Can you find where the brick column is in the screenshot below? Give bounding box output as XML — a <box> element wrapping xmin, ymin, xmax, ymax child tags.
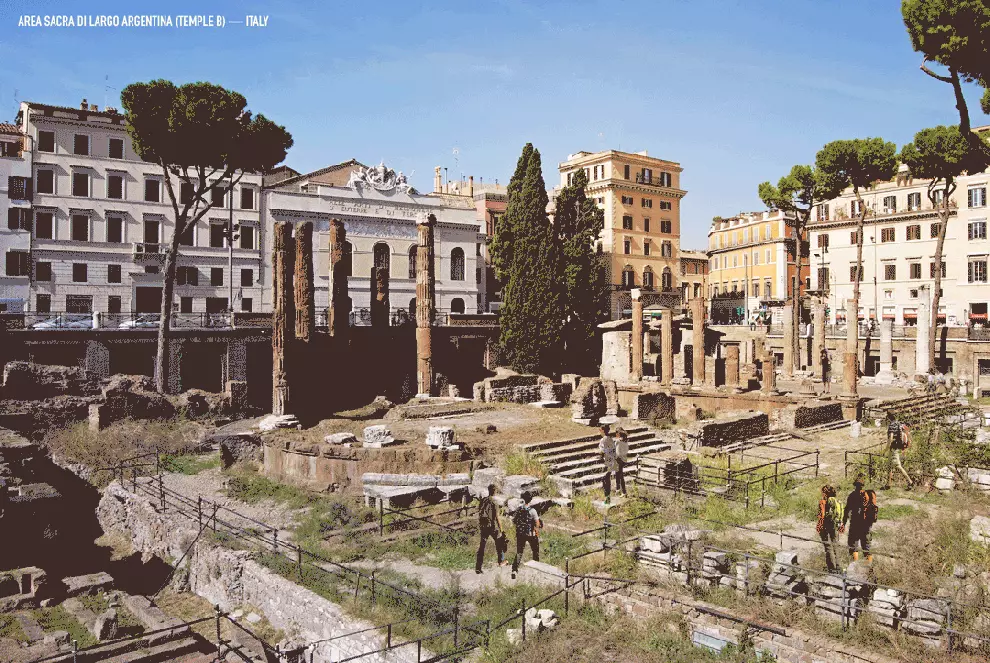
<box><xmin>782</xmin><ymin>304</ymin><xmax>794</xmax><ymax>379</ymax></box>
<box><xmin>371</xmin><ymin>267</ymin><xmax>390</xmax><ymax>328</ymax></box>
<box><xmin>416</xmin><ymin>214</ymin><xmax>437</xmax><ymax>397</ymax></box>
<box><xmin>272</xmin><ymin>222</ymin><xmax>295</xmax><ymax>416</ymax></box>
<box><xmin>691</xmin><ymin>298</ymin><xmax>706</xmax><ymax>386</ymax></box>
<box><xmin>328</xmin><ymin>219</ymin><xmax>349</xmax><ymax>339</ymax></box>
<box><xmin>725</xmin><ymin>344</ymin><xmax>740</xmax><ymax>390</ymax></box>
<box><xmin>294</xmin><ymin>221</ymin><xmax>315</xmax><ymax>343</ymax></box>
<box><xmin>812</xmin><ymin>300</ymin><xmax>825</xmax><ymax>377</ymax></box>
<box><xmin>660</xmin><ymin>308</ymin><xmax>674</xmax><ymax>386</ymax></box>
<box><xmin>631</xmin><ymin>289</ymin><xmax>644</xmax><ymax>381</ymax></box>
<box><xmin>761</xmin><ymin>343</ymin><xmax>777</xmax><ymax>395</ymax></box>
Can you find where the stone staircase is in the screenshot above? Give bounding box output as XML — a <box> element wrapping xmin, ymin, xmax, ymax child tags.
<box><xmin>866</xmin><ymin>393</ymin><xmax>978</xmax><ymax>427</ymax></box>
<box><xmin>518</xmin><ymin>425</ymin><xmax>674</xmax><ymax>497</ymax></box>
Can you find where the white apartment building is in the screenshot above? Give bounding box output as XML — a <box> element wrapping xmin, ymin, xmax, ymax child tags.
<box><xmin>15</xmin><ymin>99</ymin><xmax>264</xmax><ymax>320</ymax></box>
<box><xmin>808</xmin><ymin>138</ymin><xmax>990</xmax><ymax>327</ymax></box>
<box><xmin>0</xmin><ymin>122</ymin><xmax>33</xmax><ymax>312</ymax></box>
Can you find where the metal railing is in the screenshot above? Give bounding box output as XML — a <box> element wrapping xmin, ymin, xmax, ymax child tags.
<box><xmin>2</xmin><ymin>311</ymin><xmax>258</xmax><ymax>331</ymax></box>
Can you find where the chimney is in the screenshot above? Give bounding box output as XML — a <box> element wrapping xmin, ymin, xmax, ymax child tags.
<box><xmin>81</xmin><ymin>98</ymin><xmax>88</xmax><ymax>110</ymax></box>
<box><xmin>434</xmin><ymin>166</ymin><xmax>442</xmax><ymax>194</ymax></box>
<box><xmin>468</xmin><ymin>176</ymin><xmax>474</xmax><ymax>197</ymax></box>
<box><xmin>91</xmin><ymin>104</ymin><xmax>98</xmax><ymax>112</ymax></box>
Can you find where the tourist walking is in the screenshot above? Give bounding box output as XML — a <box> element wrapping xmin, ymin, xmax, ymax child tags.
<box><xmin>475</xmin><ymin>484</ymin><xmax>505</xmax><ymax>574</ymax></box>
<box><xmin>820</xmin><ymin>348</ymin><xmax>831</xmax><ymax>394</ymax></box>
<box><xmin>511</xmin><ymin>491</ymin><xmax>542</xmax><ymax>579</ymax></box>
<box><xmin>614</xmin><ymin>427</ymin><xmax>629</xmax><ymax>497</ymax></box>
<box><xmin>884</xmin><ymin>412</ymin><xmax>912</xmax><ymax>489</ymax></box>
<box><xmin>840</xmin><ymin>475</ymin><xmax>878</xmax><ymax>563</ymax></box>
<box><xmin>816</xmin><ymin>484</ymin><xmax>842</xmax><ymax>572</ymax></box>
<box><xmin>598</xmin><ymin>424</ymin><xmax>618</xmax><ymax>505</ymax></box>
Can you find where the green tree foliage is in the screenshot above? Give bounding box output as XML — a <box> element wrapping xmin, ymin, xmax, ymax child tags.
<box><xmin>758</xmin><ymin>165</ymin><xmax>829</xmax><ymax>374</ymax></box>
<box><xmin>902</xmin><ymin>1</ymin><xmax>990</xmax><ymax>157</ymax></box>
<box><xmin>553</xmin><ymin>168</ymin><xmax>609</xmax><ymax>374</ymax></box>
<box><xmin>121</xmin><ymin>80</ymin><xmax>293</xmax><ymax>393</ymax></box>
<box><xmin>490</xmin><ymin>144</ymin><xmax>533</xmax><ymax>283</ymax></box>
<box><xmin>496</xmin><ymin>147</ymin><xmax>563</xmax><ymax>375</ymax></box>
<box><xmin>815</xmin><ymin>138</ymin><xmax>897</xmax><ymax>391</ymax></box>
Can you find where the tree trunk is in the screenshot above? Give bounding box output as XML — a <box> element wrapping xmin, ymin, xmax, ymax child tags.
<box><xmin>851</xmin><ymin>192</ymin><xmax>867</xmax><ymax>386</ymax></box>
<box><xmin>950</xmin><ymin>69</ymin><xmax>971</xmax><ymax>135</ymax></box>
<box><xmin>154</xmin><ymin>221</ymin><xmax>184</xmax><ymax>394</ymax></box>
<box><xmin>929</xmin><ymin>186</ymin><xmax>951</xmax><ymax>372</ymax></box>
<box><xmin>792</xmin><ymin>217</ymin><xmax>804</xmax><ymax>372</ymax></box>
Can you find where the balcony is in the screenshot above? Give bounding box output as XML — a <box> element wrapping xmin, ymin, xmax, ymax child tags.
<box><xmin>133</xmin><ymin>243</ymin><xmax>167</xmax><ymax>262</ymax></box>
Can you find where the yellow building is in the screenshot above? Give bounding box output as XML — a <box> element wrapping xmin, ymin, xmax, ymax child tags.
<box><xmin>707</xmin><ymin>210</ymin><xmax>807</xmax><ymax>322</ymax></box>
<box><xmin>558</xmin><ymin>150</ymin><xmax>687</xmax><ymax>318</ymax></box>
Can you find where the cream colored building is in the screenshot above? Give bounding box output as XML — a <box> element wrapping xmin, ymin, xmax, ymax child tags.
<box><xmin>558</xmin><ymin>150</ymin><xmax>687</xmax><ymax>318</ymax></box>
<box><xmin>679</xmin><ymin>250</ymin><xmax>708</xmax><ymax>302</ymax></box>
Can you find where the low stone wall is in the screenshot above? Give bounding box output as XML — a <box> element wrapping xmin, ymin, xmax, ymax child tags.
<box><xmin>616</xmin><ymin>387</ymin><xmax>799</xmax><ymax>424</ymax></box>
<box><xmin>263</xmin><ymin>441</ymin><xmax>473</xmax><ymax>493</ymax></box>
<box><xmin>631</xmin><ymin>392</ymin><xmax>675</xmax><ymax>422</ymax></box>
<box><xmin>97</xmin><ymin>483</ymin><xmax>420</xmax><ymax>663</ymax></box>
<box><xmin>778</xmin><ymin>401</ymin><xmax>844</xmax><ymax>429</ymax></box>
<box><xmin>473</xmin><ymin>373</ymin><xmax>573</xmax><ymax>405</ymax></box>
<box><xmin>683</xmin><ymin>411</ymin><xmax>769</xmax><ymax>448</ymax></box>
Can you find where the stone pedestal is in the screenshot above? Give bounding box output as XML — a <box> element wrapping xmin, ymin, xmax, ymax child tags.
<box><xmin>660</xmin><ymin>309</ymin><xmax>674</xmax><ymax>386</ymax></box>
<box><xmin>875</xmin><ymin>318</ymin><xmax>895</xmax><ymax>384</ymax></box>
<box><xmin>294</xmin><ymin>221</ymin><xmax>315</xmax><ymax>343</ymax></box>
<box><xmin>725</xmin><ymin>344</ymin><xmax>741</xmax><ymax>392</ymax></box>
<box><xmin>272</xmin><ymin>222</ymin><xmax>295</xmax><ymax>416</ymax></box>
<box><xmin>416</xmin><ymin>214</ymin><xmax>437</xmax><ymax>396</ymax></box>
<box><xmin>782</xmin><ymin>304</ymin><xmax>794</xmax><ymax>378</ymax></box>
<box><xmin>761</xmin><ymin>344</ymin><xmax>777</xmax><ymax>395</ymax></box>
<box><xmin>691</xmin><ymin>298</ymin><xmax>706</xmax><ymax>387</ymax></box>
<box><xmin>328</xmin><ymin>219</ymin><xmax>349</xmax><ymax>339</ymax></box>
<box><xmin>812</xmin><ymin>302</ymin><xmax>825</xmax><ymax>377</ymax></box>
<box><xmin>916</xmin><ymin>296</ymin><xmax>930</xmax><ymax>377</ymax></box>
<box><xmin>631</xmin><ymin>289</ymin><xmax>644</xmax><ymax>381</ymax></box>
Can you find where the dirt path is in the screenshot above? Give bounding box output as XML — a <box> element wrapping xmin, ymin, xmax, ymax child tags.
<box><xmin>343</xmin><ymin>557</ymin><xmax>567</xmax><ymax>596</ymax></box>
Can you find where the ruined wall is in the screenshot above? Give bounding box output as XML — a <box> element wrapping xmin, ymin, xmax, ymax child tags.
<box><xmin>617</xmin><ymin>386</ymin><xmax>802</xmax><ymax>423</ymax></box>
<box><xmin>778</xmin><ymin>401</ymin><xmax>844</xmax><ymax>429</ymax></box>
<box><xmin>683</xmin><ymin>411</ymin><xmax>769</xmax><ymax>447</ymax></box>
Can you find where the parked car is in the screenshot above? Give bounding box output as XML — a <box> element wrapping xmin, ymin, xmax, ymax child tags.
<box><xmin>118</xmin><ymin>314</ymin><xmax>161</xmax><ymax>329</ymax></box>
<box><xmin>31</xmin><ymin>315</ymin><xmax>94</xmax><ymax>330</ymax></box>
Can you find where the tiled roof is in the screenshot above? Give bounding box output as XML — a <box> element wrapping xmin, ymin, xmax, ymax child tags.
<box><xmin>0</xmin><ymin>123</ymin><xmax>22</xmax><ymax>135</ymax></box>
<box><xmin>276</xmin><ymin>159</ymin><xmax>365</xmax><ymax>186</ymax></box>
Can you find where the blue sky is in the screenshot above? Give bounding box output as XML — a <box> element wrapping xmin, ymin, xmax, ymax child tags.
<box><xmin>1</xmin><ymin>0</ymin><xmax>987</xmax><ymax>248</ymax></box>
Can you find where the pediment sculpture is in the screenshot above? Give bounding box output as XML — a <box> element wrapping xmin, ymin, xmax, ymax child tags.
<box><xmin>347</xmin><ymin>161</ymin><xmax>412</xmax><ymax>193</ymax></box>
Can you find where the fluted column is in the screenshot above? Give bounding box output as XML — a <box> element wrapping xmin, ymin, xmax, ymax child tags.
<box><xmin>631</xmin><ymin>289</ymin><xmax>644</xmax><ymax>381</ymax></box>
<box><xmin>294</xmin><ymin>222</ymin><xmax>314</xmax><ymax>343</ymax></box>
<box><xmin>691</xmin><ymin>297</ymin><xmax>706</xmax><ymax>386</ymax></box>
<box><xmin>328</xmin><ymin>219</ymin><xmax>349</xmax><ymax>339</ymax></box>
<box><xmin>660</xmin><ymin>308</ymin><xmax>674</xmax><ymax>386</ymax></box>
<box><xmin>272</xmin><ymin>222</ymin><xmax>295</xmax><ymax>416</ymax></box>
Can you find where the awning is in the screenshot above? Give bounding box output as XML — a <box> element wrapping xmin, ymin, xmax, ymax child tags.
<box><xmin>971</xmin><ymin>313</ymin><xmax>988</xmax><ymax>320</ymax></box>
<box><xmin>903</xmin><ymin>313</ymin><xmax>917</xmax><ymax>319</ymax></box>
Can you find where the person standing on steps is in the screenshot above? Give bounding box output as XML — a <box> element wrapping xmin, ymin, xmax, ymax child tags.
<box><xmin>614</xmin><ymin>427</ymin><xmax>629</xmax><ymax>497</ymax></box>
<box><xmin>475</xmin><ymin>484</ymin><xmax>505</xmax><ymax>574</ymax></box>
<box><xmin>816</xmin><ymin>484</ymin><xmax>842</xmax><ymax>572</ymax></box>
<box><xmin>884</xmin><ymin>411</ymin><xmax>913</xmax><ymax>489</ymax></box>
<box><xmin>820</xmin><ymin>348</ymin><xmax>831</xmax><ymax>394</ymax></box>
<box><xmin>598</xmin><ymin>424</ymin><xmax>618</xmax><ymax>505</ymax></box>
<box><xmin>511</xmin><ymin>491</ymin><xmax>542</xmax><ymax>579</ymax></box>
<box><xmin>840</xmin><ymin>475</ymin><xmax>876</xmax><ymax>563</ymax></box>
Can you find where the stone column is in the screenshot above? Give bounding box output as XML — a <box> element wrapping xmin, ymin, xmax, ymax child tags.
<box><xmin>328</xmin><ymin>219</ymin><xmax>349</xmax><ymax>339</ymax></box>
<box><xmin>631</xmin><ymin>289</ymin><xmax>644</xmax><ymax>381</ymax></box>
<box><xmin>761</xmin><ymin>343</ymin><xmax>777</xmax><ymax>395</ymax></box>
<box><xmin>691</xmin><ymin>298</ymin><xmax>706</xmax><ymax>386</ymax></box>
<box><xmin>660</xmin><ymin>308</ymin><xmax>674</xmax><ymax>386</ymax></box>
<box><xmin>272</xmin><ymin>221</ymin><xmax>295</xmax><ymax>416</ymax></box>
<box><xmin>916</xmin><ymin>296</ymin><xmax>930</xmax><ymax>376</ymax></box>
<box><xmin>782</xmin><ymin>304</ymin><xmax>794</xmax><ymax>379</ymax></box>
<box><xmin>416</xmin><ymin>214</ymin><xmax>437</xmax><ymax>397</ymax></box>
<box><xmin>294</xmin><ymin>222</ymin><xmax>315</xmax><ymax>343</ymax></box>
<box><xmin>371</xmin><ymin>267</ymin><xmax>390</xmax><ymax>328</ymax></box>
<box><xmin>725</xmin><ymin>343</ymin><xmax>740</xmax><ymax>391</ymax></box>
<box><xmin>876</xmin><ymin>318</ymin><xmax>894</xmax><ymax>384</ymax></box>
<box><xmin>812</xmin><ymin>300</ymin><xmax>825</xmax><ymax>377</ymax></box>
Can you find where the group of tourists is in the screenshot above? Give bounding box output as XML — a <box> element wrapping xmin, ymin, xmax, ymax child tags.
<box><xmin>474</xmin><ymin>483</ymin><xmax>542</xmax><ymax>579</ymax></box>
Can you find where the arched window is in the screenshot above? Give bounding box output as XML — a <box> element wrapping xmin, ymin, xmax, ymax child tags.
<box><xmin>342</xmin><ymin>242</ymin><xmax>353</xmax><ymax>277</ymax></box>
<box><xmin>451</xmin><ymin>298</ymin><xmax>465</xmax><ymax>314</ymax></box>
<box><xmin>450</xmin><ymin>247</ymin><xmax>465</xmax><ymax>281</ymax></box>
<box><xmin>621</xmin><ymin>266</ymin><xmax>635</xmax><ymax>289</ymax></box>
<box><xmin>373</xmin><ymin>243</ymin><xmax>390</xmax><ymax>272</ymax></box>
<box><xmin>661</xmin><ymin>267</ymin><xmax>672</xmax><ymax>290</ymax></box>
<box><xmin>408</xmin><ymin>297</ymin><xmax>417</xmax><ymax>317</ymax></box>
<box><xmin>642</xmin><ymin>266</ymin><xmax>654</xmax><ymax>289</ymax></box>
<box><xmin>408</xmin><ymin>245</ymin><xmax>417</xmax><ymax>279</ymax></box>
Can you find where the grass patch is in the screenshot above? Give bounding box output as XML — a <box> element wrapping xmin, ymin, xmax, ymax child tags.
<box><xmin>77</xmin><ymin>592</ymin><xmax>143</xmax><ymax>634</ymax></box>
<box><xmin>225</xmin><ymin>471</ymin><xmax>322</xmax><ymax>509</ymax></box>
<box><xmin>0</xmin><ymin>614</ymin><xmax>27</xmax><ymax>642</ymax></box>
<box><xmin>161</xmin><ymin>452</ymin><xmax>220</xmax><ymax>475</ymax></box>
<box><xmin>32</xmin><ymin>605</ymin><xmax>95</xmax><ymax>648</ymax></box>
<box><xmin>502</xmin><ymin>450</ymin><xmax>550</xmax><ymax>480</ymax></box>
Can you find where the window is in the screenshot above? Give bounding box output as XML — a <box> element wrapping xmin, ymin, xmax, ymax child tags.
<box><xmin>643</xmin><ymin>268</ymin><xmax>654</xmax><ymax>288</ymax></box>
<box><xmin>910</xmin><ymin>263</ymin><xmax>921</xmax><ymax>279</ymax></box>
<box><xmin>732</xmin><ymin>255</ymin><xmax>738</xmax><ymax>267</ymax></box>
<box><xmin>970</xmin><ymin>221</ymin><xmax>987</xmax><ymax>240</ymax></box>
<box><xmin>450</xmin><ymin>247</ymin><xmax>465</xmax><ymax>281</ymax></box>
<box><xmin>240</xmin><ymin>268</ymin><xmax>253</xmax><ymax>287</ymax></box>
<box><xmin>644</xmin><ymin>218</ymin><xmax>650</xmax><ymax>232</ymax></box>
<box><xmin>661</xmin><ymin>241</ymin><xmax>672</xmax><ymax>257</ymax></box>
<box><xmin>934</xmin><ymin>189</ymin><xmax>944</xmax><ymax>205</ymax></box>
<box><xmin>241</xmin><ymin>298</ymin><xmax>253</xmax><ymax>312</ymax></box>
<box><xmin>643</xmin><ymin>241</ymin><xmax>651</xmax><ymax>256</ymax></box>
<box><xmin>38</xmin><ymin>130</ymin><xmax>55</xmax><ymax>152</ymax></box>
<box><xmin>144</xmin><ymin>266</ymin><xmax>159</xmax><ymax>274</ymax></box>
<box><xmin>623</xmin><ymin>239</ymin><xmax>631</xmax><ymax>255</ymax></box>
<box><xmin>103</xmin><ymin>216</ymin><xmax>122</xmax><ymax>243</ymax></box>
<box><xmin>659</xmin><ymin>201</ymin><xmax>672</xmax><ymax>210</ymax></box>
<box><xmin>766</xmin><ymin>248</ymin><xmax>772</xmax><ymax>263</ymax></box>
<box><xmin>35</xmin><ymin>261</ymin><xmax>52</xmax><ymax>282</ymax></box>
<box><xmin>36</xmin><ymin>294</ymin><xmax>51</xmax><ymax>313</ymax></box>
<box><xmin>884</xmin><ymin>264</ymin><xmax>896</xmax><ymax>280</ymax></box>
<box><xmin>373</xmin><ymin>243</ymin><xmax>391</xmax><ymax>272</ymax></box>
<box><xmin>72</xmin><ymin>263</ymin><xmax>87</xmax><ymax>282</ymax></box>
<box><xmin>210</xmin><ymin>223</ymin><xmax>226</xmax><ymax>248</ymax></box>
<box><xmin>930</xmin><ymin>261</ymin><xmax>946</xmax><ymax>278</ymax></box>
<box><xmin>753</xmin><ymin>282</ymin><xmax>760</xmax><ymax>297</ymax></box>
<box><xmin>850</xmin><ymin>265</ymin><xmax>864</xmax><ymax>281</ymax></box>
<box><xmin>623</xmin><ymin>165</ymin><xmax>630</xmax><ymax>179</ymax></box>
<box><xmin>408</xmin><ymin>246</ymin><xmax>417</xmax><ymax>279</ymax></box>
<box><xmin>73</xmin><ymin>134</ymin><xmax>89</xmax><ymax>155</ymax></box>
<box><xmin>641</xmin><ymin>198</ymin><xmax>652</xmax><ymax>208</ymax></box>
<box><xmin>640</xmin><ymin>167</ymin><xmax>653</xmax><ymax>183</ymax></box>
<box><xmin>931</xmin><ymin>222</ymin><xmax>941</xmax><ymax>238</ymax></box>
<box><xmin>661</xmin><ymin>267</ymin><xmax>672</xmax><ymax>289</ymax></box>
<box><xmin>883</xmin><ymin>195</ymin><xmax>897</xmax><ymax>213</ymax></box>
<box><xmin>450</xmin><ymin>298</ymin><xmax>465</xmax><ymax>314</ymax></box>
<box><xmin>752</xmin><ymin>251</ymin><xmax>760</xmax><ymax>266</ymax></box>
<box><xmin>817</xmin><ymin>267</ymin><xmax>829</xmax><ymax>289</ymax></box>
<box><xmin>621</xmin><ymin>267</ymin><xmax>634</xmax><ymax>288</ymax></box>
<box><xmin>205</xmin><ymin>297</ymin><xmax>228</xmax><ymax>313</ymax></box>
<box><xmin>180</xmin><ymin>297</ymin><xmax>193</xmax><ymax>313</ymax></box>
<box><xmin>34</xmin><ymin>212</ymin><xmax>53</xmax><ymax>239</ymax></box>
<box><xmin>907</xmin><ymin>225</ymin><xmax>921</xmax><ymax>240</ymax></box>
<box><xmin>817</xmin><ymin>234</ymin><xmax>829</xmax><ymax>249</ymax></box>
<box><xmin>211</xmin><ymin>186</ymin><xmax>225</xmax><ymax>207</ymax></box>
<box><xmin>36</xmin><ymin>169</ymin><xmax>54</xmax><ymax>194</ymax></box>
<box><xmin>851</xmin><ymin>200</ymin><xmax>863</xmax><ymax>216</ymax></box>
<box><xmin>108</xmin><ymin>296</ymin><xmax>122</xmax><ymax>314</ymax></box>
<box><xmin>211</xmin><ymin>268</ymin><xmax>223</xmax><ymax>287</ymax></box>
<box><xmin>177</xmin><ymin>266</ymin><xmax>199</xmax><ymax>286</ymax></box>
<box><xmin>239</xmin><ymin>225</ymin><xmax>255</xmax><ymax>250</ymax></box>
<box><xmin>5</xmin><ymin>251</ymin><xmax>29</xmax><ymax>277</ymax></box>
<box><xmin>817</xmin><ymin>204</ymin><xmax>830</xmax><ymax>221</ymax></box>
<box><xmin>7</xmin><ymin>208</ymin><xmax>31</xmax><ymax>231</ymax></box>
<box><xmin>881</xmin><ymin>227</ymin><xmax>895</xmax><ymax>242</ymax></box>
<box><xmin>107</xmin><ymin>173</ymin><xmax>123</xmax><ymax>199</ymax></box>
<box><xmin>66</xmin><ymin>295</ymin><xmax>92</xmax><ymax>313</ymax></box>
<box><xmin>107</xmin><ymin>264</ymin><xmax>121</xmax><ymax>283</ymax></box>
<box><xmin>144</xmin><ymin>179</ymin><xmax>160</xmax><ymax>202</ymax></box>
<box><xmin>180</xmin><ymin>182</ymin><xmax>194</xmax><ymax>205</ymax></box>
<box><xmin>850</xmin><ymin>230</ymin><xmax>861</xmax><ymax>245</ymax></box>
<box><xmin>969</xmin><ymin>186</ymin><xmax>987</xmax><ymax>208</ymax></box>
<box><xmin>969</xmin><ymin>259</ymin><xmax>988</xmax><ymax>283</ymax></box>
<box><xmin>621</xmin><ymin>195</ymin><xmax>633</xmax><ymax>205</ymax></box>
<box><xmin>240</xmin><ymin>187</ymin><xmax>255</xmax><ymax>210</ymax></box>
<box><xmin>71</xmin><ymin>215</ymin><xmax>89</xmax><ymax>241</ymax></box>
<box><xmin>659</xmin><ymin>172</ymin><xmax>672</xmax><ymax>187</ymax></box>
<box><xmin>908</xmin><ymin>192</ymin><xmax>921</xmax><ymax>210</ymax></box>
<box><xmin>660</xmin><ymin>219</ymin><xmax>672</xmax><ymax>233</ymax></box>
<box><xmin>72</xmin><ymin>172</ymin><xmax>88</xmax><ymax>197</ymax></box>
<box><xmin>8</xmin><ymin>176</ymin><xmax>31</xmax><ymax>200</ymax></box>
<box><xmin>108</xmin><ymin>138</ymin><xmax>124</xmax><ymax>159</ymax></box>
<box><xmin>178</xmin><ymin>223</ymin><xmax>194</xmax><ymax>247</ymax></box>
<box><xmin>622</xmin><ymin>215</ymin><xmax>633</xmax><ymax>230</ymax></box>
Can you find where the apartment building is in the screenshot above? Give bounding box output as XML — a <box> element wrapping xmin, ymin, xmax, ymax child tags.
<box><xmin>707</xmin><ymin>209</ymin><xmax>806</xmax><ymax>312</ymax></box>
<box><xmin>678</xmin><ymin>250</ymin><xmax>708</xmax><ymax>302</ymax></box>
<box><xmin>558</xmin><ymin>150</ymin><xmax>687</xmax><ymax>318</ymax></box>
<box><xmin>807</xmin><ymin>137</ymin><xmax>990</xmax><ymax>327</ymax></box>
<box><xmin>14</xmin><ymin>99</ymin><xmax>264</xmax><ymax>319</ymax></box>
<box><xmin>0</xmin><ymin>123</ymin><xmax>32</xmax><ymax>312</ymax></box>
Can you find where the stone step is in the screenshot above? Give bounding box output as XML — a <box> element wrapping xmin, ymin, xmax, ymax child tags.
<box><xmin>536</xmin><ymin>435</ymin><xmax>669</xmax><ymax>470</ymax></box>
<box><xmin>527</xmin><ymin>431</ymin><xmax>658</xmax><ymax>466</ymax></box>
<box><xmin>548</xmin><ymin>441</ymin><xmax>673</xmax><ymax>476</ymax></box>
<box><xmin>518</xmin><ymin>426</ymin><xmax>650</xmax><ymax>455</ymax></box>
<box><xmin>86</xmin><ymin>636</ymin><xmax>206</xmax><ymax>663</ymax></box>
<box><xmin>718</xmin><ymin>433</ymin><xmax>794</xmax><ymax>454</ymax></box>
<box><xmin>802</xmin><ymin>419</ymin><xmax>851</xmax><ymax>434</ymax></box>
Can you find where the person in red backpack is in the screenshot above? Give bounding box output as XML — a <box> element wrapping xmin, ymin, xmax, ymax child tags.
<box><xmin>884</xmin><ymin>411</ymin><xmax>912</xmax><ymax>489</ymax></box>
<box><xmin>816</xmin><ymin>484</ymin><xmax>841</xmax><ymax>572</ymax></box>
<box><xmin>840</xmin><ymin>475</ymin><xmax>876</xmax><ymax>562</ymax></box>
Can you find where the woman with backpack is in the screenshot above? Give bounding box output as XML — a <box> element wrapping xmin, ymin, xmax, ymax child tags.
<box><xmin>884</xmin><ymin>411</ymin><xmax>913</xmax><ymax>489</ymax></box>
<box><xmin>816</xmin><ymin>484</ymin><xmax>842</xmax><ymax>572</ymax></box>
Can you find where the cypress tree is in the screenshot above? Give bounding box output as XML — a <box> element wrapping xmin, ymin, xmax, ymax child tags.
<box><xmin>490</xmin><ymin>143</ymin><xmax>532</xmax><ymax>283</ymax></box>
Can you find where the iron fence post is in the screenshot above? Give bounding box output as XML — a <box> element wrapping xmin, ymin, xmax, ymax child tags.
<box><xmin>379</xmin><ymin>500</ymin><xmax>384</xmax><ymax>536</ymax></box>
<box><xmin>198</xmin><ymin>497</ymin><xmax>203</xmax><ymax>529</ymax></box>
<box><xmin>521</xmin><ymin>599</ymin><xmax>526</xmax><ymax>642</ymax></box>
<box><xmin>687</xmin><ymin>540</ymin><xmax>693</xmax><ymax>588</ymax></box>
<box><xmin>454</xmin><ymin>605</ymin><xmax>459</xmax><ymax>647</ymax></box>
<box><xmin>371</xmin><ymin>571</ymin><xmax>376</xmax><ymax>605</ymax></box>
<box><xmin>72</xmin><ymin>639</ymin><xmax>78</xmax><ymax>663</ymax></box>
<box><xmin>272</xmin><ymin>529</ymin><xmax>278</xmax><ymax>553</ymax></box>
<box><xmin>159</xmin><ymin>473</ymin><xmax>166</xmax><ymax>512</ymax></box>
<box><xmin>840</xmin><ymin>576</ymin><xmax>847</xmax><ymax>630</ymax></box>
<box><xmin>297</xmin><ymin>544</ymin><xmax>303</xmax><ymax>581</ymax></box>
<box><xmin>946</xmin><ymin>602</ymin><xmax>953</xmax><ymax>652</ymax></box>
<box><xmin>215</xmin><ymin>604</ymin><xmax>222</xmax><ymax>660</ymax></box>
<box><xmin>387</xmin><ymin>623</ymin><xmax>392</xmax><ymax>649</ymax></box>
<box><xmin>565</xmin><ymin>559</ymin><xmax>570</xmax><ymax>615</ymax></box>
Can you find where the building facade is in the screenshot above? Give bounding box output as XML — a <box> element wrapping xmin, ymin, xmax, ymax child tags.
<box><xmin>678</xmin><ymin>250</ymin><xmax>708</xmax><ymax>302</ymax></box>
<box><xmin>807</xmin><ymin>146</ymin><xmax>990</xmax><ymax>327</ymax></box>
<box><xmin>0</xmin><ymin>122</ymin><xmax>32</xmax><ymax>312</ymax></box>
<box><xmin>558</xmin><ymin>150</ymin><xmax>687</xmax><ymax>318</ymax></box>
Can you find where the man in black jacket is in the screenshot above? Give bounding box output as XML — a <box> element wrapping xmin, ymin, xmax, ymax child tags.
<box><xmin>840</xmin><ymin>475</ymin><xmax>873</xmax><ymax>562</ymax></box>
<box><xmin>475</xmin><ymin>484</ymin><xmax>504</xmax><ymax>574</ymax></box>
